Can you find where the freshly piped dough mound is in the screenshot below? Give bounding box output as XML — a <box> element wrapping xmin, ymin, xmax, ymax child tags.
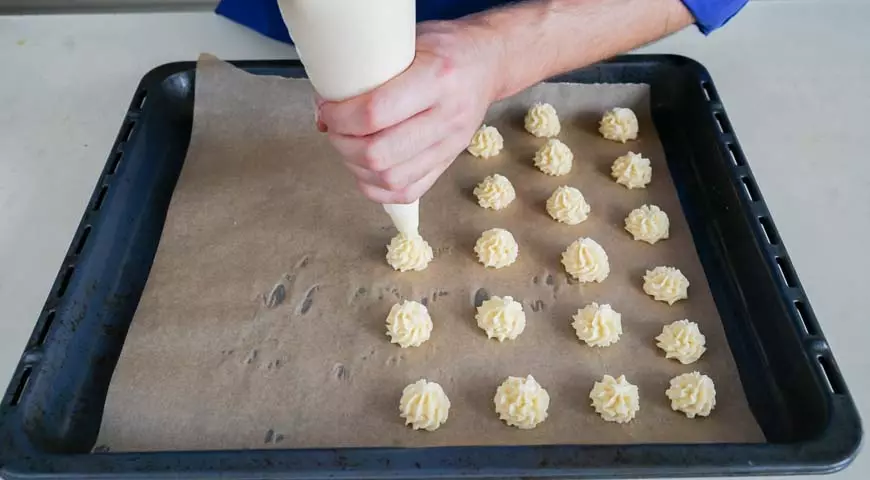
<box><xmin>572</xmin><ymin>302</ymin><xmax>622</xmax><ymax>347</ymax></box>
<box><xmin>643</xmin><ymin>266</ymin><xmax>690</xmax><ymax>305</ymax></box>
<box><xmin>474</xmin><ymin>228</ymin><xmax>519</xmax><ymax>269</ymax></box>
<box><xmin>611</xmin><ymin>152</ymin><xmax>652</xmax><ymax>189</ymax></box>
<box><xmin>561</xmin><ymin>237</ymin><xmax>610</xmax><ymax>283</ymax></box>
<box><xmin>524</xmin><ymin>102</ymin><xmax>561</xmax><ymax>138</ymax></box>
<box><xmin>656</xmin><ymin>320</ymin><xmax>707</xmax><ymax>364</ymax></box>
<box><xmin>467</xmin><ymin>124</ymin><xmax>504</xmax><ymax>159</ymax></box>
<box><xmin>399</xmin><ymin>379</ymin><xmax>451</xmax><ymax>431</ymax></box>
<box><xmin>666</xmin><ymin>372</ymin><xmax>717</xmax><ymax>418</ymax></box>
<box><xmin>386</xmin><ymin>300</ymin><xmax>433</xmax><ymax>348</ymax></box>
<box><xmin>546</xmin><ymin>186</ymin><xmax>591</xmax><ymax>225</ymax></box>
<box><xmin>589</xmin><ymin>374</ymin><xmax>640</xmax><ymax>423</ymax></box>
<box><xmin>494</xmin><ymin>375</ymin><xmax>550</xmax><ymax>429</ymax></box>
<box><xmin>386</xmin><ymin>233</ymin><xmax>433</xmax><ymax>272</ymax></box>
<box><xmin>534</xmin><ymin>139</ymin><xmax>573</xmax><ymax>176</ymax></box>
<box><xmin>474</xmin><ymin>174</ymin><xmax>516</xmax><ymax>210</ymax></box>
<box><xmin>476</xmin><ymin>296</ymin><xmax>526</xmax><ymax>342</ymax></box>
<box><xmin>599</xmin><ymin>107</ymin><xmax>639</xmax><ymax>143</ymax></box>
<box><xmin>625</xmin><ymin>205</ymin><xmax>670</xmax><ymax>244</ymax></box>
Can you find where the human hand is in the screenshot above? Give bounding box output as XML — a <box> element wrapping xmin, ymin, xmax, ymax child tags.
<box><xmin>316</xmin><ymin>21</ymin><xmax>502</xmax><ymax>204</ymax></box>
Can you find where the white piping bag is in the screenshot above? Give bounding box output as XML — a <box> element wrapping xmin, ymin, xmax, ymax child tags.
<box><xmin>277</xmin><ymin>0</ymin><xmax>420</xmax><ymax>235</ymax></box>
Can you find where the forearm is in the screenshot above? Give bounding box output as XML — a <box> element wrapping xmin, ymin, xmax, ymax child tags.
<box><xmin>462</xmin><ymin>0</ymin><xmax>694</xmax><ymax>101</ymax></box>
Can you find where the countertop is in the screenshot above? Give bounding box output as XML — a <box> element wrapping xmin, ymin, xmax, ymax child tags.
<box><xmin>0</xmin><ymin>1</ymin><xmax>867</xmax><ymax>478</ymax></box>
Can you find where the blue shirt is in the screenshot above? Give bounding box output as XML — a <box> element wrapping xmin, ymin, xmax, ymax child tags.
<box><xmin>215</xmin><ymin>0</ymin><xmax>746</xmax><ymax>45</ymax></box>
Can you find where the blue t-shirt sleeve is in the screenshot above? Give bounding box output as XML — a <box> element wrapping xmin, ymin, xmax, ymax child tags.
<box><xmin>216</xmin><ymin>0</ymin><xmax>291</xmax><ymax>43</ymax></box>
<box><xmin>214</xmin><ymin>0</ymin><xmax>516</xmax><ymax>44</ymax></box>
<box><xmin>214</xmin><ymin>0</ymin><xmax>745</xmax><ymax>44</ymax></box>
<box><xmin>680</xmin><ymin>0</ymin><xmax>748</xmax><ymax>34</ymax></box>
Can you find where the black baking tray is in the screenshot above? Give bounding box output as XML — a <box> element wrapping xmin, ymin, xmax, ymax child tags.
<box><xmin>0</xmin><ymin>55</ymin><xmax>862</xmax><ymax>478</ymax></box>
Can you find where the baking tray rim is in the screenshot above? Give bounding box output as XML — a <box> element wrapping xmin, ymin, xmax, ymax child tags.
<box><xmin>0</xmin><ymin>54</ymin><xmax>862</xmax><ymax>478</ymax></box>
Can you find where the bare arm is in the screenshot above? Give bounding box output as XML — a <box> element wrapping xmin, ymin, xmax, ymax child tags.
<box><xmin>318</xmin><ymin>0</ymin><xmax>695</xmax><ymax>203</ymax></box>
<box><xmin>467</xmin><ymin>0</ymin><xmax>694</xmax><ymax>101</ymax></box>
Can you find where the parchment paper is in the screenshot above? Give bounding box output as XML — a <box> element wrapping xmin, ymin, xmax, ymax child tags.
<box><xmin>96</xmin><ymin>55</ymin><xmax>764</xmax><ymax>451</ymax></box>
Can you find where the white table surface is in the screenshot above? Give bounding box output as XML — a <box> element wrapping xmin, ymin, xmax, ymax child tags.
<box><xmin>0</xmin><ymin>1</ymin><xmax>867</xmax><ymax>478</ymax></box>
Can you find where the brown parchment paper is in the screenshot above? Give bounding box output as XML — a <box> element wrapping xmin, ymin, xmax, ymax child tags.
<box><xmin>95</xmin><ymin>55</ymin><xmax>764</xmax><ymax>451</ymax></box>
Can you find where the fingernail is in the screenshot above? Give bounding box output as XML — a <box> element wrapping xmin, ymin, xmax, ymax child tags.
<box><xmin>313</xmin><ymin>99</ymin><xmax>327</xmax><ymax>132</ymax></box>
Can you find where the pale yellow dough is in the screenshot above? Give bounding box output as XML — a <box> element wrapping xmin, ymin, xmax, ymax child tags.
<box><xmin>573</xmin><ymin>303</ymin><xmax>622</xmax><ymax>347</ymax></box>
<box><xmin>643</xmin><ymin>266</ymin><xmax>690</xmax><ymax>305</ymax></box>
<box><xmin>561</xmin><ymin>237</ymin><xmax>610</xmax><ymax>283</ymax></box>
<box><xmin>399</xmin><ymin>379</ymin><xmax>451</xmax><ymax>431</ymax></box>
<box><xmin>589</xmin><ymin>374</ymin><xmax>640</xmax><ymax>423</ymax></box>
<box><xmin>476</xmin><ymin>296</ymin><xmax>526</xmax><ymax>342</ymax></box>
<box><xmin>474</xmin><ymin>228</ymin><xmax>519</xmax><ymax>269</ymax></box>
<box><xmin>474</xmin><ymin>174</ymin><xmax>516</xmax><ymax>210</ymax></box>
<box><xmin>534</xmin><ymin>139</ymin><xmax>573</xmax><ymax>176</ymax></box>
<box><xmin>467</xmin><ymin>124</ymin><xmax>504</xmax><ymax>159</ymax></box>
<box><xmin>524</xmin><ymin>102</ymin><xmax>561</xmax><ymax>138</ymax></box>
<box><xmin>386</xmin><ymin>300</ymin><xmax>433</xmax><ymax>348</ymax></box>
<box><xmin>494</xmin><ymin>375</ymin><xmax>550</xmax><ymax>429</ymax></box>
<box><xmin>386</xmin><ymin>233</ymin><xmax>433</xmax><ymax>272</ymax></box>
<box><xmin>546</xmin><ymin>186</ymin><xmax>591</xmax><ymax>225</ymax></box>
<box><xmin>599</xmin><ymin>107</ymin><xmax>639</xmax><ymax>143</ymax></box>
<box><xmin>656</xmin><ymin>319</ymin><xmax>707</xmax><ymax>364</ymax></box>
<box><xmin>666</xmin><ymin>372</ymin><xmax>717</xmax><ymax>418</ymax></box>
<box><xmin>625</xmin><ymin>204</ymin><xmax>670</xmax><ymax>244</ymax></box>
<box><xmin>611</xmin><ymin>152</ymin><xmax>652</xmax><ymax>189</ymax></box>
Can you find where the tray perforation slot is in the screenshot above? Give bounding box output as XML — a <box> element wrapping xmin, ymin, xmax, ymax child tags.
<box><xmin>757</xmin><ymin>216</ymin><xmax>780</xmax><ymax>245</ymax></box>
<box><xmin>56</xmin><ymin>265</ymin><xmax>75</xmax><ymax>298</ymax></box>
<box><xmin>92</xmin><ymin>185</ymin><xmax>109</xmax><ymax>211</ymax></box>
<box><xmin>108</xmin><ymin>151</ymin><xmax>123</xmax><ymax>175</ymax></box>
<box><xmin>775</xmin><ymin>256</ymin><xmax>798</xmax><ymax>288</ymax></box>
<box><xmin>133</xmin><ymin>90</ymin><xmax>147</xmax><ymax>111</ymax></box>
<box><xmin>7</xmin><ymin>367</ymin><xmax>32</xmax><ymax>407</ymax></box>
<box><xmin>741</xmin><ymin>176</ymin><xmax>760</xmax><ymax>202</ymax></box>
<box><xmin>818</xmin><ymin>355</ymin><xmax>846</xmax><ymax>395</ymax></box>
<box><xmin>794</xmin><ymin>300</ymin><xmax>819</xmax><ymax>336</ymax></box>
<box><xmin>726</xmin><ymin>142</ymin><xmax>746</xmax><ymax>166</ymax></box>
<box><xmin>713</xmin><ymin>112</ymin><xmax>731</xmax><ymax>134</ymax></box>
<box><xmin>119</xmin><ymin>121</ymin><xmax>136</xmax><ymax>143</ymax></box>
<box><xmin>701</xmin><ymin>81</ymin><xmax>717</xmax><ymax>102</ymax></box>
<box><xmin>74</xmin><ymin>225</ymin><xmax>92</xmax><ymax>255</ymax></box>
<box><xmin>33</xmin><ymin>309</ymin><xmax>56</xmax><ymax>347</ymax></box>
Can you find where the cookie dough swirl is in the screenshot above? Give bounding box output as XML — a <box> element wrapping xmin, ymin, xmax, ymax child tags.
<box><xmin>386</xmin><ymin>233</ymin><xmax>433</xmax><ymax>272</ymax></box>
<box><xmin>399</xmin><ymin>379</ymin><xmax>451</xmax><ymax>431</ymax></box>
<box><xmin>474</xmin><ymin>174</ymin><xmax>516</xmax><ymax>210</ymax></box>
<box><xmin>611</xmin><ymin>152</ymin><xmax>652</xmax><ymax>189</ymax></box>
<box><xmin>656</xmin><ymin>320</ymin><xmax>707</xmax><ymax>364</ymax></box>
<box><xmin>467</xmin><ymin>124</ymin><xmax>504</xmax><ymax>159</ymax></box>
<box><xmin>666</xmin><ymin>372</ymin><xmax>717</xmax><ymax>418</ymax></box>
<box><xmin>534</xmin><ymin>139</ymin><xmax>573</xmax><ymax>176</ymax></box>
<box><xmin>524</xmin><ymin>102</ymin><xmax>561</xmax><ymax>138</ymax></box>
<box><xmin>546</xmin><ymin>186</ymin><xmax>591</xmax><ymax>225</ymax></box>
<box><xmin>474</xmin><ymin>228</ymin><xmax>519</xmax><ymax>269</ymax></box>
<box><xmin>476</xmin><ymin>295</ymin><xmax>526</xmax><ymax>341</ymax></box>
<box><xmin>386</xmin><ymin>300</ymin><xmax>433</xmax><ymax>348</ymax></box>
<box><xmin>573</xmin><ymin>303</ymin><xmax>623</xmax><ymax>347</ymax></box>
<box><xmin>625</xmin><ymin>204</ymin><xmax>669</xmax><ymax>244</ymax></box>
<box><xmin>561</xmin><ymin>237</ymin><xmax>610</xmax><ymax>283</ymax></box>
<box><xmin>643</xmin><ymin>266</ymin><xmax>689</xmax><ymax>305</ymax></box>
<box><xmin>599</xmin><ymin>107</ymin><xmax>639</xmax><ymax>143</ymax></box>
<box><xmin>494</xmin><ymin>375</ymin><xmax>550</xmax><ymax>429</ymax></box>
<box><xmin>589</xmin><ymin>374</ymin><xmax>640</xmax><ymax>423</ymax></box>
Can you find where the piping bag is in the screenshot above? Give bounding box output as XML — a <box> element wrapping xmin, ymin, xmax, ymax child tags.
<box><xmin>277</xmin><ymin>0</ymin><xmax>420</xmax><ymax>236</ymax></box>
